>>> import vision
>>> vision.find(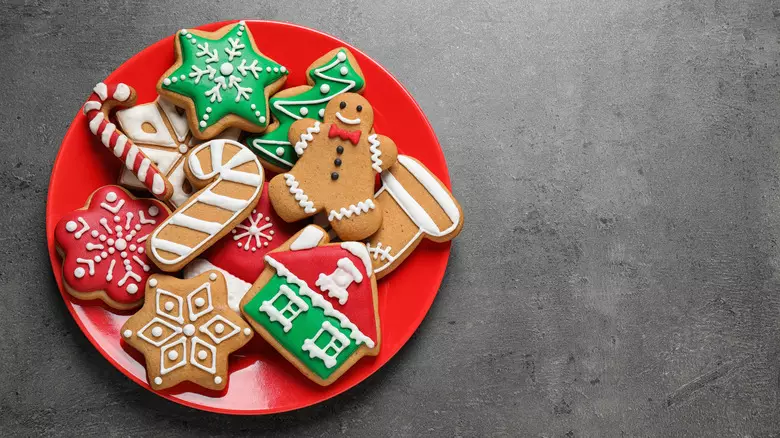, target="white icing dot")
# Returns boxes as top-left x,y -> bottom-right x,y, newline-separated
266,66 -> 271,72
171,77 -> 178,83
101,251 -> 107,258
197,350 -> 208,360
138,247 -> 145,254
215,323 -> 225,334
299,107 -> 309,116
163,78 -> 171,86
123,329 -> 132,338
134,224 -> 141,231
181,29 -> 188,35
165,301 -> 174,311
121,251 -> 127,258
200,121 -> 206,127
214,376 -> 222,384
74,267 -> 85,278
259,116 -> 266,123
273,67 -> 279,73
320,84 -> 330,94
319,108 -> 325,118
65,221 -> 77,232
255,110 -> 261,117
179,144 -> 188,154
151,327 -> 163,337
108,248 -> 115,254
209,273 -> 217,281
276,147 -> 285,157
123,259 -> 131,266
250,104 -> 256,110
237,31 -> 243,36
115,238 -> 127,251
337,51 -> 347,61
243,328 -> 251,336
127,284 -> 138,294
281,66 -> 287,73
185,34 -> 192,39
167,350 -> 178,361
91,230 -> 99,238
107,238 -> 115,245
106,191 -> 118,202
154,377 -> 162,385
203,114 -> 209,120
219,62 -> 234,76
129,244 -> 137,252
93,255 -> 101,262
149,278 -> 158,287
195,297 -> 205,307
113,215 -> 121,223
236,242 -> 242,247
99,235 -> 107,241
183,324 -> 195,336
180,74 -> 186,80
148,206 -> 159,217
340,66 -> 348,76
206,107 -> 212,113
253,246 -> 258,251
